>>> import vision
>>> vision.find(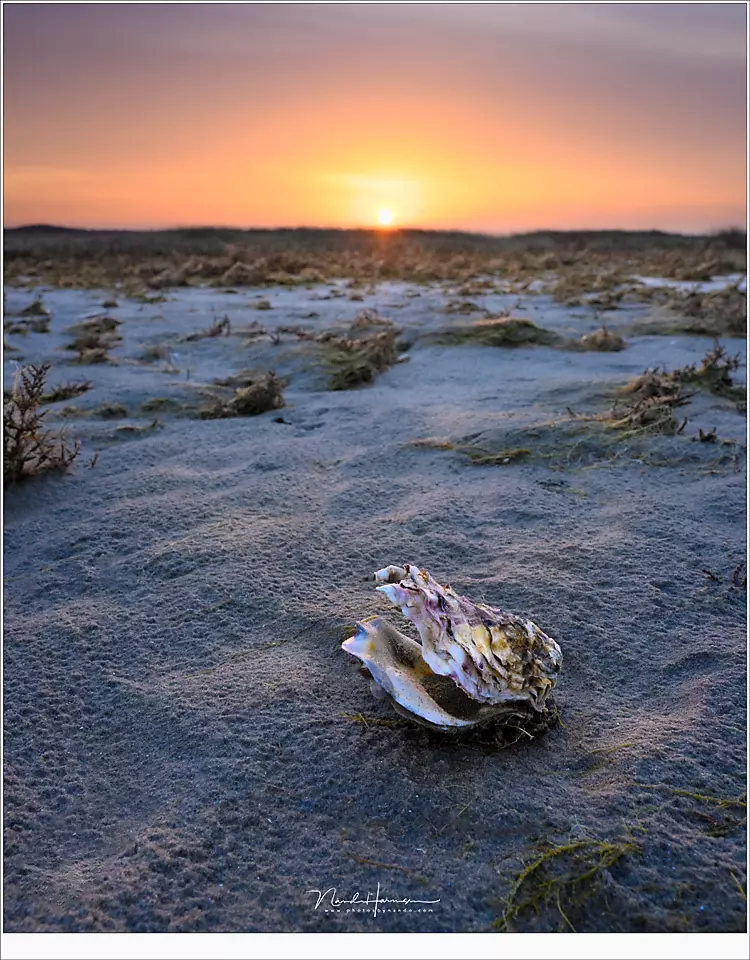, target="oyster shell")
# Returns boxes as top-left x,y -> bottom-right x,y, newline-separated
342,563 -> 562,731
